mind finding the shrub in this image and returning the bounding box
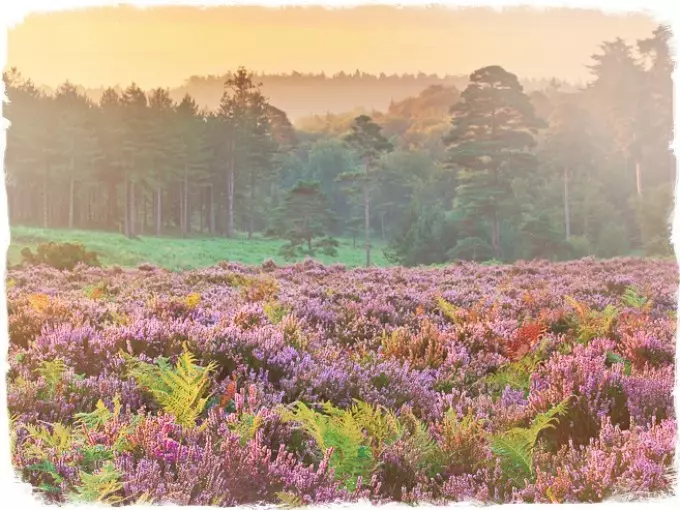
[21,242,100,270]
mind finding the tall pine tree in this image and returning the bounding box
[445,65,543,260]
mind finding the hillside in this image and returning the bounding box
[39,72,578,121]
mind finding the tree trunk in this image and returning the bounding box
[179,184,186,238]
[129,179,136,237]
[68,175,75,230]
[124,177,130,237]
[227,139,235,238]
[108,181,117,231]
[247,176,255,240]
[184,168,190,236]
[635,159,642,197]
[381,211,386,241]
[209,184,216,235]
[364,162,371,267]
[491,212,501,260]
[563,166,570,240]
[155,187,162,236]
[200,187,205,234]
[42,165,49,229]
[141,190,147,235]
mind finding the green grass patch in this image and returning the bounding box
[8,226,390,271]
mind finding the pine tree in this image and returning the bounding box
[274,180,337,258]
[218,67,276,239]
[147,87,176,237]
[53,82,98,230]
[445,65,544,260]
[120,83,149,237]
[342,115,393,266]
[96,88,126,231]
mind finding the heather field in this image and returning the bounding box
[5,257,679,505]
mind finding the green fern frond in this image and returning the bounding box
[621,287,650,309]
[437,296,463,325]
[36,359,68,397]
[72,462,125,504]
[481,354,542,395]
[24,422,75,459]
[350,399,403,450]
[605,351,632,376]
[125,346,216,428]
[490,398,570,487]
[399,408,439,470]
[27,460,65,494]
[75,395,122,429]
[264,300,289,324]
[278,401,374,492]
[229,412,264,446]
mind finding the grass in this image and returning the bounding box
[7,226,391,271]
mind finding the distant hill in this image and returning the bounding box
[37,72,580,121]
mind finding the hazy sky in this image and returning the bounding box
[6,5,659,89]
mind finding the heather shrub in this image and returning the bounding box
[6,257,677,505]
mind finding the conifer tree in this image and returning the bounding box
[445,65,544,260]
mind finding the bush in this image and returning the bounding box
[630,184,674,257]
[567,236,592,259]
[595,223,630,258]
[447,237,494,262]
[21,242,100,270]
[386,205,459,266]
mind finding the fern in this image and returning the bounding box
[621,286,651,310]
[27,293,51,313]
[27,460,65,494]
[437,296,463,325]
[350,399,402,451]
[605,351,633,376]
[228,411,264,446]
[183,292,202,310]
[23,422,75,460]
[398,408,440,473]
[489,398,570,487]
[264,300,289,324]
[123,345,216,427]
[276,491,304,508]
[481,353,543,395]
[75,395,122,429]
[278,401,374,491]
[36,359,68,398]
[565,296,618,344]
[72,462,125,504]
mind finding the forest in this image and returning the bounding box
[2,25,674,267]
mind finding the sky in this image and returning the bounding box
[5,5,661,89]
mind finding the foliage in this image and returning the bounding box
[565,296,618,344]
[6,245,677,505]
[490,398,571,487]
[278,401,374,491]
[122,346,217,427]
[385,204,459,266]
[72,462,125,504]
[35,359,69,398]
[274,180,338,259]
[445,65,544,260]
[631,184,674,256]
[20,242,100,270]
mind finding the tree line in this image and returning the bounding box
[3,25,674,265]
[38,71,580,122]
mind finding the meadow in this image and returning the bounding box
[6,256,677,505]
[8,226,390,270]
